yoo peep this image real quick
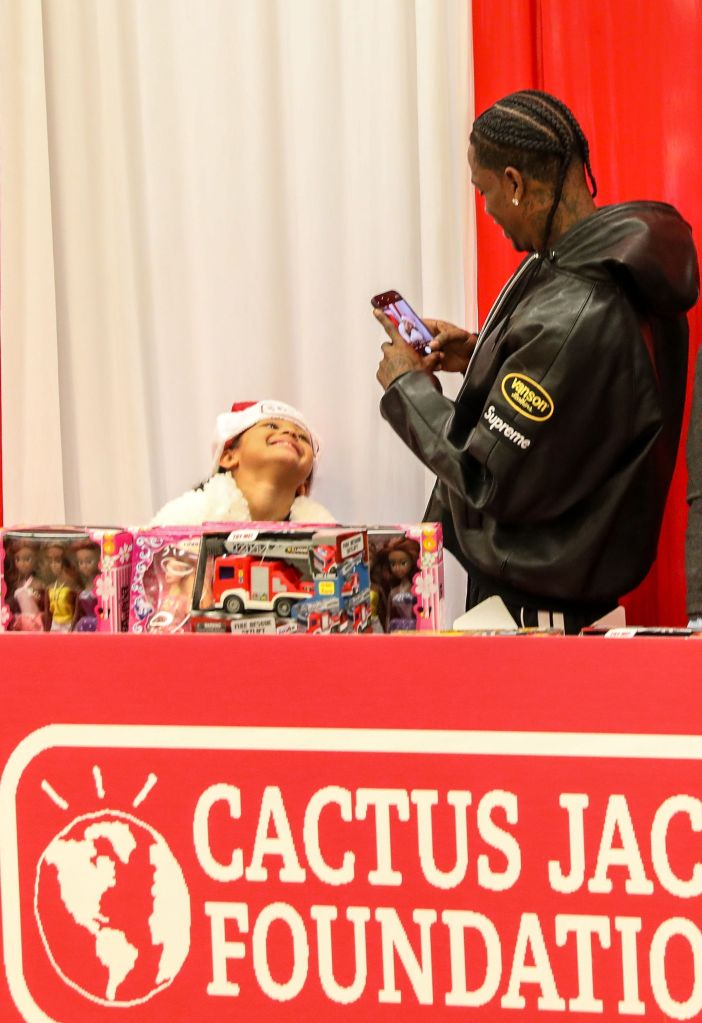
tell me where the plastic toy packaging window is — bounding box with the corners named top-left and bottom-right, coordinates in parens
top-left (190, 535), bottom-right (316, 619)
top-left (2, 533), bottom-right (100, 633)
top-left (142, 546), bottom-right (199, 633)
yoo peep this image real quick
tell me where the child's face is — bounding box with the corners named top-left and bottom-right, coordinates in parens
top-left (223, 418), bottom-right (314, 485)
top-left (14, 546), bottom-right (36, 576)
top-left (389, 551), bottom-right (414, 581)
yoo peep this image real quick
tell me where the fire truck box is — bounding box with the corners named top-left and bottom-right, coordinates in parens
top-left (191, 526), bottom-right (371, 633)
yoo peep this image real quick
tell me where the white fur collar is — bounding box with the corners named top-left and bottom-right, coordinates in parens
top-left (151, 471), bottom-right (335, 526)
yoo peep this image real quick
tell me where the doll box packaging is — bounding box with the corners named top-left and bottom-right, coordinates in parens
top-left (0, 526), bottom-right (134, 633)
top-left (128, 527), bottom-right (204, 633)
top-left (367, 523), bottom-right (444, 633)
top-left (190, 525), bottom-right (371, 633)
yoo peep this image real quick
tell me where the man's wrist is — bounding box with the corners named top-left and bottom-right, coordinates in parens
top-left (384, 369), bottom-right (414, 390)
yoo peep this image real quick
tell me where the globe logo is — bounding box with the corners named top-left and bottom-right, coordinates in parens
top-left (34, 809), bottom-right (191, 1006)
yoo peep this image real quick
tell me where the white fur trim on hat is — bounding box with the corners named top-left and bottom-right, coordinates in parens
top-left (211, 400), bottom-right (320, 474)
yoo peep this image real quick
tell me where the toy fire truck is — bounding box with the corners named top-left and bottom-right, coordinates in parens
top-left (211, 549), bottom-right (314, 617)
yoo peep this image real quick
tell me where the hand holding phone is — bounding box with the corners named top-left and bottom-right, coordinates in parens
top-left (371, 290), bottom-right (433, 356)
top-left (422, 318), bottom-right (478, 375)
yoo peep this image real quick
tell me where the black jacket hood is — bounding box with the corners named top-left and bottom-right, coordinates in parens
top-left (554, 201), bottom-right (699, 317)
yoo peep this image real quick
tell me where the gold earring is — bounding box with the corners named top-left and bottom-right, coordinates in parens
top-left (512, 197), bottom-right (519, 207)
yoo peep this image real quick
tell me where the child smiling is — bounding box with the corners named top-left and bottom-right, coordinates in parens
top-left (151, 400), bottom-right (335, 525)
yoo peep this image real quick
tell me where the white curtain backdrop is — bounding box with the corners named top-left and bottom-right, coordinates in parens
top-left (0, 0), bottom-right (476, 622)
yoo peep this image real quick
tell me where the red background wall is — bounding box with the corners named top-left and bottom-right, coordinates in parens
top-left (472, 0), bottom-right (702, 625)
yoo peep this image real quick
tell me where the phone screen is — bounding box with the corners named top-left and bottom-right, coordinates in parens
top-left (372, 291), bottom-right (433, 354)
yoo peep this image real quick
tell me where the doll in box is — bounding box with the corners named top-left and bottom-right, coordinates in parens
top-left (44, 542), bottom-right (78, 632)
top-left (376, 536), bottom-right (421, 630)
top-left (71, 539), bottom-right (101, 632)
top-left (151, 400), bottom-right (335, 525)
top-left (368, 539), bottom-right (390, 631)
top-left (5, 538), bottom-right (49, 632)
top-left (147, 546), bottom-right (198, 632)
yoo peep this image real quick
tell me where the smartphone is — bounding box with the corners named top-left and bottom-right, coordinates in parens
top-left (371, 290), bottom-right (433, 356)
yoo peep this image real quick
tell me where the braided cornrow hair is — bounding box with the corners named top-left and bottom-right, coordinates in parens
top-left (470, 90), bottom-right (597, 250)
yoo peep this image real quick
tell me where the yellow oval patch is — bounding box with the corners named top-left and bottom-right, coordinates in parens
top-left (501, 373), bottom-right (554, 422)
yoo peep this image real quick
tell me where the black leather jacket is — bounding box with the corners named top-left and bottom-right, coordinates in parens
top-left (381, 202), bottom-right (700, 611)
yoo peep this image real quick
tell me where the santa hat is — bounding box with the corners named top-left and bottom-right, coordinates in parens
top-left (211, 400), bottom-right (320, 475)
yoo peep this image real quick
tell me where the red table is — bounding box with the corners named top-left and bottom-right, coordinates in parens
top-left (1, 634), bottom-right (701, 1022)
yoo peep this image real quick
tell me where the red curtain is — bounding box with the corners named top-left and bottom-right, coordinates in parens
top-left (472, 0), bottom-right (702, 625)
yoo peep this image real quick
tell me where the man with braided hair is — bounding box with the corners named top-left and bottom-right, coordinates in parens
top-left (375, 89), bottom-right (699, 633)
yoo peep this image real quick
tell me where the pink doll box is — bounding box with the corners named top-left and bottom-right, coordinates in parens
top-left (128, 527), bottom-right (204, 634)
top-left (0, 526), bottom-right (134, 634)
top-left (367, 523), bottom-right (444, 633)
